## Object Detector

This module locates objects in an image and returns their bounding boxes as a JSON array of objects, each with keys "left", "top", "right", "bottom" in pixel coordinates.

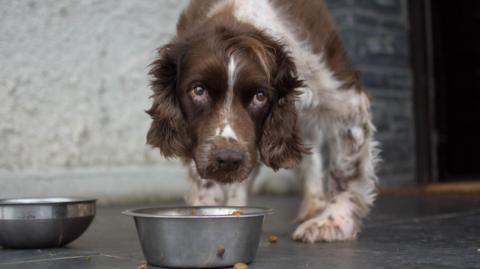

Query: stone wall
[{"left": 327, "top": 0, "right": 415, "bottom": 185}]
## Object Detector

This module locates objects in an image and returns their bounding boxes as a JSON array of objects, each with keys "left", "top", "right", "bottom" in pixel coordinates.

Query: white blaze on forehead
[
  {"left": 228, "top": 56, "right": 237, "bottom": 90},
  {"left": 221, "top": 56, "right": 236, "bottom": 123},
  {"left": 213, "top": 56, "right": 240, "bottom": 142},
  {"left": 220, "top": 124, "right": 238, "bottom": 140},
  {"left": 227, "top": 56, "right": 237, "bottom": 104}
]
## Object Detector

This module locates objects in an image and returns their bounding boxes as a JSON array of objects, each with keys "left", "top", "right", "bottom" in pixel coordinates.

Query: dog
[{"left": 146, "top": 0, "right": 379, "bottom": 243}]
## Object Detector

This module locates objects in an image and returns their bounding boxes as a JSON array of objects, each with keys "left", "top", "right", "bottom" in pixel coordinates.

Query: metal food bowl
[
  {"left": 123, "top": 206, "right": 272, "bottom": 268},
  {"left": 0, "top": 197, "right": 96, "bottom": 249}
]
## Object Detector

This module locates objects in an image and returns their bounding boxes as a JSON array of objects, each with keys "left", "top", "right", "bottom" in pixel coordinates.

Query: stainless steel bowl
[
  {"left": 0, "top": 197, "right": 96, "bottom": 249},
  {"left": 123, "top": 206, "right": 271, "bottom": 268}
]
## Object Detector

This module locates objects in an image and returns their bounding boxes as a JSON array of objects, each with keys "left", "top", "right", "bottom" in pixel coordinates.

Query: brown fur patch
[
  {"left": 271, "top": 0, "right": 363, "bottom": 91},
  {"left": 258, "top": 47, "right": 310, "bottom": 169}
]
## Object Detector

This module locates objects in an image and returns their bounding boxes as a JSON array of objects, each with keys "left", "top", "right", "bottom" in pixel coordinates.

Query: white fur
[
  {"left": 295, "top": 140, "right": 328, "bottom": 223},
  {"left": 187, "top": 161, "right": 225, "bottom": 205},
  {"left": 226, "top": 172, "right": 254, "bottom": 206},
  {"left": 226, "top": 182, "right": 248, "bottom": 206},
  {"left": 220, "top": 124, "right": 238, "bottom": 140},
  {"left": 293, "top": 192, "right": 358, "bottom": 243},
  {"left": 228, "top": 56, "right": 237, "bottom": 92},
  {"left": 224, "top": 56, "right": 236, "bottom": 114},
  {"left": 350, "top": 126, "right": 364, "bottom": 145},
  {"left": 187, "top": 161, "right": 254, "bottom": 206},
  {"left": 214, "top": 56, "right": 240, "bottom": 141}
]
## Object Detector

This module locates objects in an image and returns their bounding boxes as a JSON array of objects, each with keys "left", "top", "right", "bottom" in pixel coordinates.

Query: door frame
[{"left": 408, "top": 0, "right": 438, "bottom": 183}]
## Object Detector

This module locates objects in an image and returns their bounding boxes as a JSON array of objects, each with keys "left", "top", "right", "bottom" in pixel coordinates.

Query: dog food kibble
[
  {"left": 232, "top": 210, "right": 242, "bottom": 216},
  {"left": 233, "top": 262, "right": 248, "bottom": 269},
  {"left": 137, "top": 264, "right": 149, "bottom": 269},
  {"left": 217, "top": 244, "right": 225, "bottom": 257},
  {"left": 268, "top": 235, "right": 279, "bottom": 243}
]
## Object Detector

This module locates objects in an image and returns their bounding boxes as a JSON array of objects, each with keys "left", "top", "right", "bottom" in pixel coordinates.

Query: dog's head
[{"left": 146, "top": 18, "right": 309, "bottom": 183}]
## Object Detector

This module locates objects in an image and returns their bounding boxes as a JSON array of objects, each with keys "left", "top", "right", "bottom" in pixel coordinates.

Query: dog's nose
[{"left": 215, "top": 149, "right": 245, "bottom": 171}]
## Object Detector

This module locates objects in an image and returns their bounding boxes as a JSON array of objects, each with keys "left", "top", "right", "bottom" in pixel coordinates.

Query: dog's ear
[
  {"left": 259, "top": 46, "right": 310, "bottom": 170},
  {"left": 146, "top": 43, "right": 192, "bottom": 158}
]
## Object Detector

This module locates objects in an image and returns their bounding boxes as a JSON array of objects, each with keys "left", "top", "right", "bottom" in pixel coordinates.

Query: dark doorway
[
  {"left": 410, "top": 0, "right": 480, "bottom": 182},
  {"left": 431, "top": 1, "right": 480, "bottom": 181}
]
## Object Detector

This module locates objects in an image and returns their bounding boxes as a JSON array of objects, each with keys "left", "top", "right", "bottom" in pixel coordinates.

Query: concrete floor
[{"left": 1, "top": 195, "right": 480, "bottom": 269}]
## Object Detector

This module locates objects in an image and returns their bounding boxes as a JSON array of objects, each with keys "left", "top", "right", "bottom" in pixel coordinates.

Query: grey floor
[{"left": 1, "top": 195, "right": 480, "bottom": 269}]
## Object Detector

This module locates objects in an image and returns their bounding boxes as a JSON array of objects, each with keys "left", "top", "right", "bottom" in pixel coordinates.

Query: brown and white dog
[{"left": 146, "top": 0, "right": 379, "bottom": 243}]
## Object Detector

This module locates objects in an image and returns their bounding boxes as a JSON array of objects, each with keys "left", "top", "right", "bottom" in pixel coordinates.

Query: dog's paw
[
  {"left": 294, "top": 194, "right": 328, "bottom": 224},
  {"left": 292, "top": 212, "right": 358, "bottom": 243}
]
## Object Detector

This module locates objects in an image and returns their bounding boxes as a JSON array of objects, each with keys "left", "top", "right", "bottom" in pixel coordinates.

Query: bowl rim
[
  {"left": 122, "top": 206, "right": 273, "bottom": 219},
  {"left": 0, "top": 197, "right": 97, "bottom": 206}
]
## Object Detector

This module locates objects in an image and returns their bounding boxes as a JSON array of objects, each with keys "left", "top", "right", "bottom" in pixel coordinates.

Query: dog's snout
[{"left": 215, "top": 149, "right": 245, "bottom": 171}]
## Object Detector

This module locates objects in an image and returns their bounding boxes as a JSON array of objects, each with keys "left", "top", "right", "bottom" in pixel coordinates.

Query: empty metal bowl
[
  {"left": 0, "top": 197, "right": 96, "bottom": 249},
  {"left": 123, "top": 206, "right": 272, "bottom": 268}
]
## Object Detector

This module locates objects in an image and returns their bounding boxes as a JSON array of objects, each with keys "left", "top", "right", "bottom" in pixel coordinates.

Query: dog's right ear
[{"left": 146, "top": 43, "right": 192, "bottom": 158}]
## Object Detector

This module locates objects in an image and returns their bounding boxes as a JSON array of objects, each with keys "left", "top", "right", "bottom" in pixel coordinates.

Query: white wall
[
  {"left": 1, "top": 0, "right": 189, "bottom": 169},
  {"left": 0, "top": 0, "right": 292, "bottom": 204},
  {"left": 0, "top": 0, "right": 190, "bottom": 203}
]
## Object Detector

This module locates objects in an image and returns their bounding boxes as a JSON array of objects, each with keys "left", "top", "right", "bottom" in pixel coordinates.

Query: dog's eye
[
  {"left": 193, "top": 85, "right": 205, "bottom": 96},
  {"left": 190, "top": 83, "right": 208, "bottom": 103},
  {"left": 251, "top": 90, "right": 268, "bottom": 107}
]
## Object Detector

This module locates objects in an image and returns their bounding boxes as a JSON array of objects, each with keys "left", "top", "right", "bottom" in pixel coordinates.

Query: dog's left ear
[
  {"left": 146, "top": 42, "right": 192, "bottom": 159},
  {"left": 259, "top": 45, "right": 310, "bottom": 170}
]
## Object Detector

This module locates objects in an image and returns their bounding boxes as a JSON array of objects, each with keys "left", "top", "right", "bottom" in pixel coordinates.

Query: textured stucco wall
[
  {"left": 0, "top": 0, "right": 414, "bottom": 203},
  {"left": 0, "top": 0, "right": 191, "bottom": 202},
  {"left": 0, "top": 0, "right": 188, "bottom": 170}
]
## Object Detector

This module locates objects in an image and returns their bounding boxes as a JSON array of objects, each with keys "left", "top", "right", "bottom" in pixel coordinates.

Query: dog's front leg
[
  {"left": 185, "top": 162, "right": 225, "bottom": 206},
  {"left": 226, "top": 166, "right": 258, "bottom": 206},
  {"left": 292, "top": 91, "right": 379, "bottom": 243},
  {"left": 294, "top": 133, "right": 328, "bottom": 223},
  {"left": 185, "top": 162, "right": 258, "bottom": 206}
]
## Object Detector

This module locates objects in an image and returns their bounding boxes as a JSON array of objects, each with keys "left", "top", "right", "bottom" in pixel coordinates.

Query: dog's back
[{"left": 178, "top": 0, "right": 362, "bottom": 95}]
